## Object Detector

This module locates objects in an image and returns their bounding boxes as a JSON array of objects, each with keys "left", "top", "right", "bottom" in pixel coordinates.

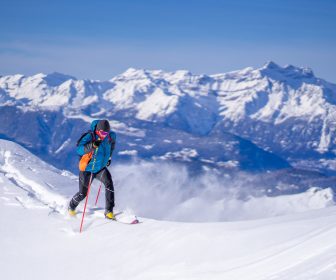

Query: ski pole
[
  {"left": 95, "top": 182, "right": 102, "bottom": 206},
  {"left": 94, "top": 167, "right": 107, "bottom": 206},
  {"left": 80, "top": 148, "right": 98, "bottom": 233}
]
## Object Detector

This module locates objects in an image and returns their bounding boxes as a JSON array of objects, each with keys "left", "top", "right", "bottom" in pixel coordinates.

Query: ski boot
[
  {"left": 68, "top": 205, "right": 77, "bottom": 217},
  {"left": 105, "top": 211, "right": 115, "bottom": 220}
]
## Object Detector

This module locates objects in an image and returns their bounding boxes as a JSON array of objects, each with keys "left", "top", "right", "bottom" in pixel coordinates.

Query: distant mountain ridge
[{"left": 1, "top": 62, "right": 336, "bottom": 174}]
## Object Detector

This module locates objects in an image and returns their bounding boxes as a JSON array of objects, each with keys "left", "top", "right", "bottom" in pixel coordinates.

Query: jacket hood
[
  {"left": 90, "top": 120, "right": 100, "bottom": 131},
  {"left": 91, "top": 119, "right": 111, "bottom": 132}
]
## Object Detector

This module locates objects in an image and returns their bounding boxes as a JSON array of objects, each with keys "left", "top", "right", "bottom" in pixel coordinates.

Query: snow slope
[
  {"left": 1, "top": 140, "right": 336, "bottom": 279},
  {"left": 0, "top": 139, "right": 333, "bottom": 222}
]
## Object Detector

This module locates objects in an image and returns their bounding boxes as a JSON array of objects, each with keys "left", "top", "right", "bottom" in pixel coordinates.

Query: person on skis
[{"left": 68, "top": 119, "right": 116, "bottom": 220}]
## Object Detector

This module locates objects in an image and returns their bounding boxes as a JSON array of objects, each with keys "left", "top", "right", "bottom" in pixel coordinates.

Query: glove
[
  {"left": 106, "top": 159, "right": 111, "bottom": 167},
  {"left": 93, "top": 140, "right": 102, "bottom": 148}
]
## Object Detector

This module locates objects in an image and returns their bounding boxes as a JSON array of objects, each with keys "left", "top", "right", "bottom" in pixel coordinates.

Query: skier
[{"left": 68, "top": 119, "right": 117, "bottom": 220}]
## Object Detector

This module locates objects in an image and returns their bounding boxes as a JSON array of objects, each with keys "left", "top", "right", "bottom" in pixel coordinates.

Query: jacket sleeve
[
  {"left": 76, "top": 133, "right": 94, "bottom": 156},
  {"left": 109, "top": 131, "right": 116, "bottom": 158}
]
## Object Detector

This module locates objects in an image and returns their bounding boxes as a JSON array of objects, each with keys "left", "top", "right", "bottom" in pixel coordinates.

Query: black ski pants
[{"left": 70, "top": 167, "right": 114, "bottom": 212}]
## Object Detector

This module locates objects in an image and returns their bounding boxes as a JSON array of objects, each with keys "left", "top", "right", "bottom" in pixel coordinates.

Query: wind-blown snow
[
  {"left": 113, "top": 161, "right": 334, "bottom": 222},
  {"left": 1, "top": 140, "right": 336, "bottom": 280}
]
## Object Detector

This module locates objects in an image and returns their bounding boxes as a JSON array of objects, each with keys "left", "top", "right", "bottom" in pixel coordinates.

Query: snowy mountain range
[{"left": 1, "top": 62, "right": 336, "bottom": 177}]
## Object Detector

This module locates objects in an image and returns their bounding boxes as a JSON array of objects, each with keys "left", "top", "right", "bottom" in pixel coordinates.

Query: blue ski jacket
[{"left": 77, "top": 120, "right": 116, "bottom": 173}]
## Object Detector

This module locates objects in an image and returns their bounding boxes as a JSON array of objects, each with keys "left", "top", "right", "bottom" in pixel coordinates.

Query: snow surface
[{"left": 1, "top": 140, "right": 336, "bottom": 279}]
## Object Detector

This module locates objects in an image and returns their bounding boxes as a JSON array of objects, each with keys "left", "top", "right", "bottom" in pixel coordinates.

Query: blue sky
[{"left": 1, "top": 0, "right": 335, "bottom": 81}]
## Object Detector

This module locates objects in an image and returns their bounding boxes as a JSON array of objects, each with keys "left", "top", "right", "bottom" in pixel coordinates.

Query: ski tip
[{"left": 131, "top": 219, "right": 139, "bottom": 224}]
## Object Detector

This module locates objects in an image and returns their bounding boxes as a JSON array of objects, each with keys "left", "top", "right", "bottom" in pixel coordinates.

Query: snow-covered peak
[
  {"left": 116, "top": 67, "right": 149, "bottom": 80},
  {"left": 114, "top": 68, "right": 169, "bottom": 82},
  {"left": 36, "top": 72, "right": 77, "bottom": 87},
  {"left": 163, "top": 69, "right": 193, "bottom": 82},
  {"left": 259, "top": 61, "right": 315, "bottom": 81},
  {"left": 113, "top": 68, "right": 194, "bottom": 84},
  {"left": 284, "top": 64, "right": 314, "bottom": 77},
  {"left": 261, "top": 60, "right": 282, "bottom": 70},
  {"left": 0, "top": 72, "right": 76, "bottom": 87}
]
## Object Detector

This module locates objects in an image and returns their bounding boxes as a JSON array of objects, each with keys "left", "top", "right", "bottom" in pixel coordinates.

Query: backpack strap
[{"left": 76, "top": 130, "right": 95, "bottom": 147}]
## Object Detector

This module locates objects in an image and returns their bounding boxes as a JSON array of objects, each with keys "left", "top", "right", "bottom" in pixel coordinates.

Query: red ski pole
[
  {"left": 95, "top": 168, "right": 107, "bottom": 206},
  {"left": 95, "top": 182, "right": 102, "bottom": 206},
  {"left": 80, "top": 148, "right": 98, "bottom": 233}
]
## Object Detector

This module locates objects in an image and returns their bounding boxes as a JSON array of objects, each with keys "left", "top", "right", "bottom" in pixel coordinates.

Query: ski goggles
[{"left": 97, "top": 129, "right": 109, "bottom": 139}]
